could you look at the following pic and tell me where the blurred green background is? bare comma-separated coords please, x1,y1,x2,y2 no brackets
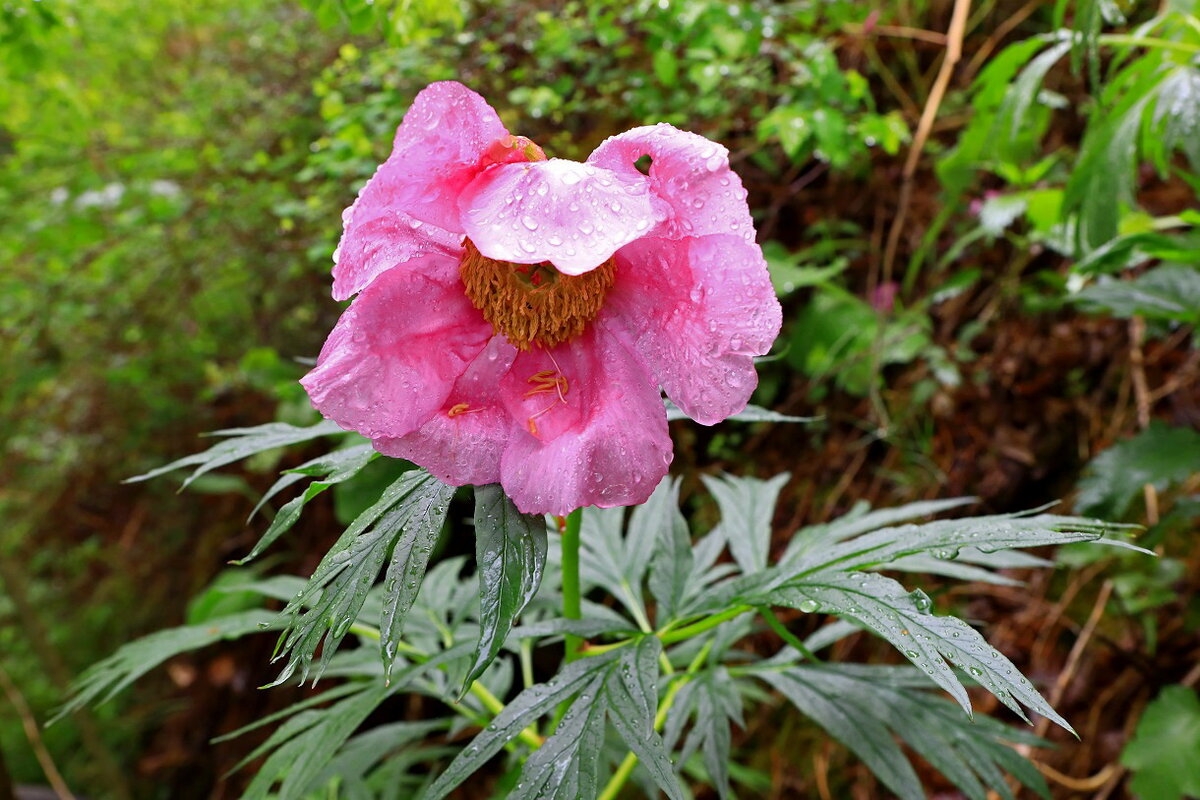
2,0,1198,797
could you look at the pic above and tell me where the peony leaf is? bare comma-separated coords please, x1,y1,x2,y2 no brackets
461,485,548,694
604,637,686,800
236,443,380,565
703,472,789,574
508,675,608,800
424,649,623,800
771,572,1074,732
1121,685,1200,800
270,470,454,686
56,609,276,722
1077,421,1200,519
753,663,1049,800
126,419,348,487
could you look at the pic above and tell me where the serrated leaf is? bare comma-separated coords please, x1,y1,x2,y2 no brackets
782,497,976,562
626,478,676,597
424,649,623,800
664,668,741,799
577,505,653,626
509,675,608,800
605,637,685,800
462,485,548,693
242,647,467,800
312,719,452,795
703,473,790,574
271,470,453,685
699,505,1131,617
644,479,693,623
1121,684,1200,800
754,664,1049,800
1075,264,1200,323
757,666,923,799
378,479,454,682
237,443,379,565
771,572,1074,732
786,508,1126,577
1078,421,1200,518
56,610,275,721
508,617,638,641
127,420,347,487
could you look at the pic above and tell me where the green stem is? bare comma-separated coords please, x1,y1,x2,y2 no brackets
658,605,754,645
596,642,714,800
350,622,543,748
1097,34,1200,55
561,508,584,662
759,607,822,664
470,683,544,749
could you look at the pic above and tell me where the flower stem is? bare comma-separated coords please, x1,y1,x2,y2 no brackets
596,641,714,800
561,508,584,662
350,622,543,748
658,605,754,645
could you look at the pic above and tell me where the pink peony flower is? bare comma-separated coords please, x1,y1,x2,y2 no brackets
301,81,781,515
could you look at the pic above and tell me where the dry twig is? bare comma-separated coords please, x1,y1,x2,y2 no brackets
0,664,75,800
881,0,972,285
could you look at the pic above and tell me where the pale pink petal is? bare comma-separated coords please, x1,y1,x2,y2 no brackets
352,81,510,237
458,159,664,276
332,209,461,301
301,253,493,440
604,234,782,425
373,336,518,486
587,124,754,241
495,324,672,515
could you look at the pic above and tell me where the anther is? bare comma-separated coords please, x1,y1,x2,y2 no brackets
458,239,615,350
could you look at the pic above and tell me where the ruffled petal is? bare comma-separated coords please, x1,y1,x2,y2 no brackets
301,253,493,440
373,336,518,486
349,81,510,239
587,124,754,242
496,324,672,515
332,210,461,301
458,159,664,276
604,234,782,425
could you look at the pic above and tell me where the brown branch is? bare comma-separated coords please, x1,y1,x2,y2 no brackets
963,0,1043,81
881,0,973,286
843,22,949,46
1129,317,1161,525
0,664,75,800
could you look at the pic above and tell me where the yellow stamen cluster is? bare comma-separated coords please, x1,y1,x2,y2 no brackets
459,239,615,350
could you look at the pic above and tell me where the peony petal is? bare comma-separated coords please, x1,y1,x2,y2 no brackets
301,253,493,440
587,124,754,242
605,234,782,425
496,323,673,515
348,81,510,239
332,209,461,301
373,336,518,486
459,159,664,276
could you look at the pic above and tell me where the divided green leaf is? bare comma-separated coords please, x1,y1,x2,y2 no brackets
753,663,1050,800
771,572,1074,732
271,469,454,685
126,420,347,487
463,485,548,693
